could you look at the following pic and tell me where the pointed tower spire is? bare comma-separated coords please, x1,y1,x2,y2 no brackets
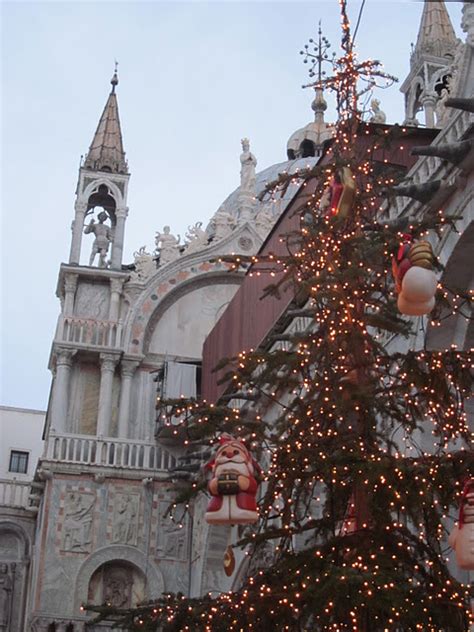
84,65,128,174
412,0,458,62
401,0,459,127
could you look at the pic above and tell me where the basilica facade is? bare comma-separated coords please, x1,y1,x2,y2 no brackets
0,2,473,631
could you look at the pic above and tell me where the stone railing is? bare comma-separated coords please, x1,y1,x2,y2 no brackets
57,316,123,349
44,432,175,472
0,479,31,509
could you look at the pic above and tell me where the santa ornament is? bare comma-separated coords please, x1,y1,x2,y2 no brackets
392,236,437,316
204,435,261,525
321,167,356,219
448,478,474,571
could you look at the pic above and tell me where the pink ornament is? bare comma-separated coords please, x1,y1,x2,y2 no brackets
401,267,437,303
449,479,474,571
204,435,261,525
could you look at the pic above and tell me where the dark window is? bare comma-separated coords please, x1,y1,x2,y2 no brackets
9,450,29,474
300,139,316,158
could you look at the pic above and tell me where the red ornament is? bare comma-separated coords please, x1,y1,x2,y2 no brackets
449,478,474,570
324,167,356,218
204,435,261,525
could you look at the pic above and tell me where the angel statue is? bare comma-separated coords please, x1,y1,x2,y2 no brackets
155,226,180,266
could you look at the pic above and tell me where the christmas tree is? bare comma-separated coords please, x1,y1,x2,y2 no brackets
87,2,473,630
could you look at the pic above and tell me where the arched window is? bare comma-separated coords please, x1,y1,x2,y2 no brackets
300,139,316,158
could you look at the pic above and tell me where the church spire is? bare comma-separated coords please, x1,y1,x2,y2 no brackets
401,0,459,127
83,66,128,174
412,0,457,63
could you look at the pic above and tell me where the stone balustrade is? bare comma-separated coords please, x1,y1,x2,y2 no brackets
44,432,175,472
57,316,123,349
0,479,32,509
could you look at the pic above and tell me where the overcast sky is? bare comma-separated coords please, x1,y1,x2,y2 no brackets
0,0,464,410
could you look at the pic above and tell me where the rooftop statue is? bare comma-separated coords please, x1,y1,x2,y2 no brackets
369,98,386,124
130,246,155,282
240,138,257,192
84,210,113,267
185,221,209,254
155,226,180,266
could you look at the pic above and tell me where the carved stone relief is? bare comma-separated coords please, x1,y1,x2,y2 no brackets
75,283,110,319
0,563,13,631
87,562,146,608
156,503,188,560
112,493,140,546
61,491,95,553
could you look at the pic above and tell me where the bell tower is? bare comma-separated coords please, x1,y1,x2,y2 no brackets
400,0,459,127
46,68,136,441
70,67,130,270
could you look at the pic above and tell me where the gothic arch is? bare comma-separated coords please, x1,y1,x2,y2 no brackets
82,178,124,208
74,545,164,611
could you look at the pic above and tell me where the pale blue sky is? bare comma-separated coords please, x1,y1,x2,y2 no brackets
1,1,464,409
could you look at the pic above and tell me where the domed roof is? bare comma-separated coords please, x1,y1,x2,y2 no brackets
207,156,319,235
287,88,334,160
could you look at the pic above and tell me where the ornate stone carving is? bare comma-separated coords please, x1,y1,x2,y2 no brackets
255,207,274,239
103,567,133,607
237,236,253,252
61,491,95,552
156,503,188,560
369,98,386,124
112,493,139,545
130,247,155,282
75,283,110,319
84,211,113,268
155,226,180,266
55,347,75,368
110,278,125,295
184,222,209,254
116,206,129,220
64,273,79,294
211,207,235,241
0,563,12,631
100,353,119,374
120,360,140,381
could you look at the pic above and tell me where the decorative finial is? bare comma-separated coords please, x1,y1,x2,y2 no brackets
300,22,334,86
111,60,119,93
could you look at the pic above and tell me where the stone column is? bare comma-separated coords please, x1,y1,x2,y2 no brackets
118,360,140,438
111,206,128,270
96,353,119,437
422,94,437,128
50,348,74,433
63,273,78,316
109,278,124,322
69,202,87,265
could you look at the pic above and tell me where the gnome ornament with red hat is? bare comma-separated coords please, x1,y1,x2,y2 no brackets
392,234,438,316
204,435,261,525
449,478,474,571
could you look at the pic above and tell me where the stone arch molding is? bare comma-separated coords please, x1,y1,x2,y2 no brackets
0,521,30,560
74,545,164,611
81,178,125,207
